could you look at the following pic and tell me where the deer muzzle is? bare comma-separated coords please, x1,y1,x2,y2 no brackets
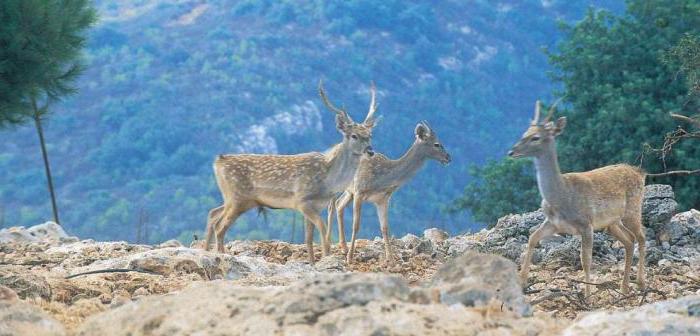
364,146,375,157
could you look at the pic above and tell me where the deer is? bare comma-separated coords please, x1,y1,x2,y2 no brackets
204,81,379,264
508,100,646,296
327,121,451,264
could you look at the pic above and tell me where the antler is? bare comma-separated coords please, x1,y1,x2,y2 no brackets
532,100,542,125
543,97,565,124
318,80,349,118
421,120,433,134
364,81,378,123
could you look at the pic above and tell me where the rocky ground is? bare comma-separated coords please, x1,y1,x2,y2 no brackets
1,185,699,335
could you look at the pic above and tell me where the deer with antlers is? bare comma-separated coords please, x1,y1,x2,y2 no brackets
508,100,647,295
327,121,451,263
204,81,379,263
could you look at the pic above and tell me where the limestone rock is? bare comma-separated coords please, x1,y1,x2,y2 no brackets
563,295,700,335
76,273,558,336
0,300,67,336
643,184,677,232
430,251,532,316
644,184,675,199
158,239,183,248
539,233,618,268
314,255,346,272
423,228,448,244
666,210,700,245
399,233,421,249
0,271,51,300
0,222,78,245
66,247,320,285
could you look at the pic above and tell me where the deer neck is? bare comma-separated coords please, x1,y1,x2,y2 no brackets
324,142,362,192
385,141,427,185
533,141,567,206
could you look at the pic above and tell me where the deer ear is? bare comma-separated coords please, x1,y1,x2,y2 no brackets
553,116,567,136
415,123,429,140
336,115,351,133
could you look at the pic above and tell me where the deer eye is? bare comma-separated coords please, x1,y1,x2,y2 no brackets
434,143,442,148
530,135,541,141
351,134,358,140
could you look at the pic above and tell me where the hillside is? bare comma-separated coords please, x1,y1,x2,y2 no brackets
0,0,624,243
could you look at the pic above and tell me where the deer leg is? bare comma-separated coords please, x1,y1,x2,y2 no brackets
304,217,314,264
214,205,245,253
608,222,635,294
300,207,331,257
375,198,394,263
631,226,646,290
520,220,555,283
205,205,224,251
335,192,353,254
580,227,594,297
325,196,337,247
346,196,363,264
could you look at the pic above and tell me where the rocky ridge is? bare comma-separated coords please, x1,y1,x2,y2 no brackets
1,184,699,335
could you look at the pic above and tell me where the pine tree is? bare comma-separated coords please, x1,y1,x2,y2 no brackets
0,0,97,224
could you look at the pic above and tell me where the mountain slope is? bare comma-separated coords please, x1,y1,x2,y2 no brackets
0,0,624,242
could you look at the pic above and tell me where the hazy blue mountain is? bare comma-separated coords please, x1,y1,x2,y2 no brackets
0,0,624,243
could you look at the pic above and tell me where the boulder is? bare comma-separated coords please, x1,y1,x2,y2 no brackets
399,233,421,249
642,184,677,233
563,295,700,335
75,274,407,335
314,255,346,272
423,228,448,244
76,273,558,336
313,300,557,336
443,234,480,257
0,300,67,336
268,273,410,325
430,251,532,316
0,222,78,245
666,210,700,245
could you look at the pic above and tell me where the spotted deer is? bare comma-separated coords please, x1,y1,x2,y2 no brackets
508,100,646,295
204,81,378,263
327,121,451,263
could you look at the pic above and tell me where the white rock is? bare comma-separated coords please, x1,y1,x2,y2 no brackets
563,295,700,335
423,228,449,243
0,222,77,245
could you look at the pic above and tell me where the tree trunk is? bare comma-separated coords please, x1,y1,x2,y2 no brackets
32,99,60,225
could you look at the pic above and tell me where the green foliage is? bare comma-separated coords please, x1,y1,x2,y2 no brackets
0,0,97,125
454,0,700,225
663,33,700,99
451,159,539,226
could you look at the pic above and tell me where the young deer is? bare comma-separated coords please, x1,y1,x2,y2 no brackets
205,81,378,263
508,100,646,295
328,121,451,263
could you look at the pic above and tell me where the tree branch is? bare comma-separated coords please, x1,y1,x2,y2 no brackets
647,169,700,177
670,113,700,127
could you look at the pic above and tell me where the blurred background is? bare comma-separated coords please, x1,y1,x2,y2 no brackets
2,0,698,244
